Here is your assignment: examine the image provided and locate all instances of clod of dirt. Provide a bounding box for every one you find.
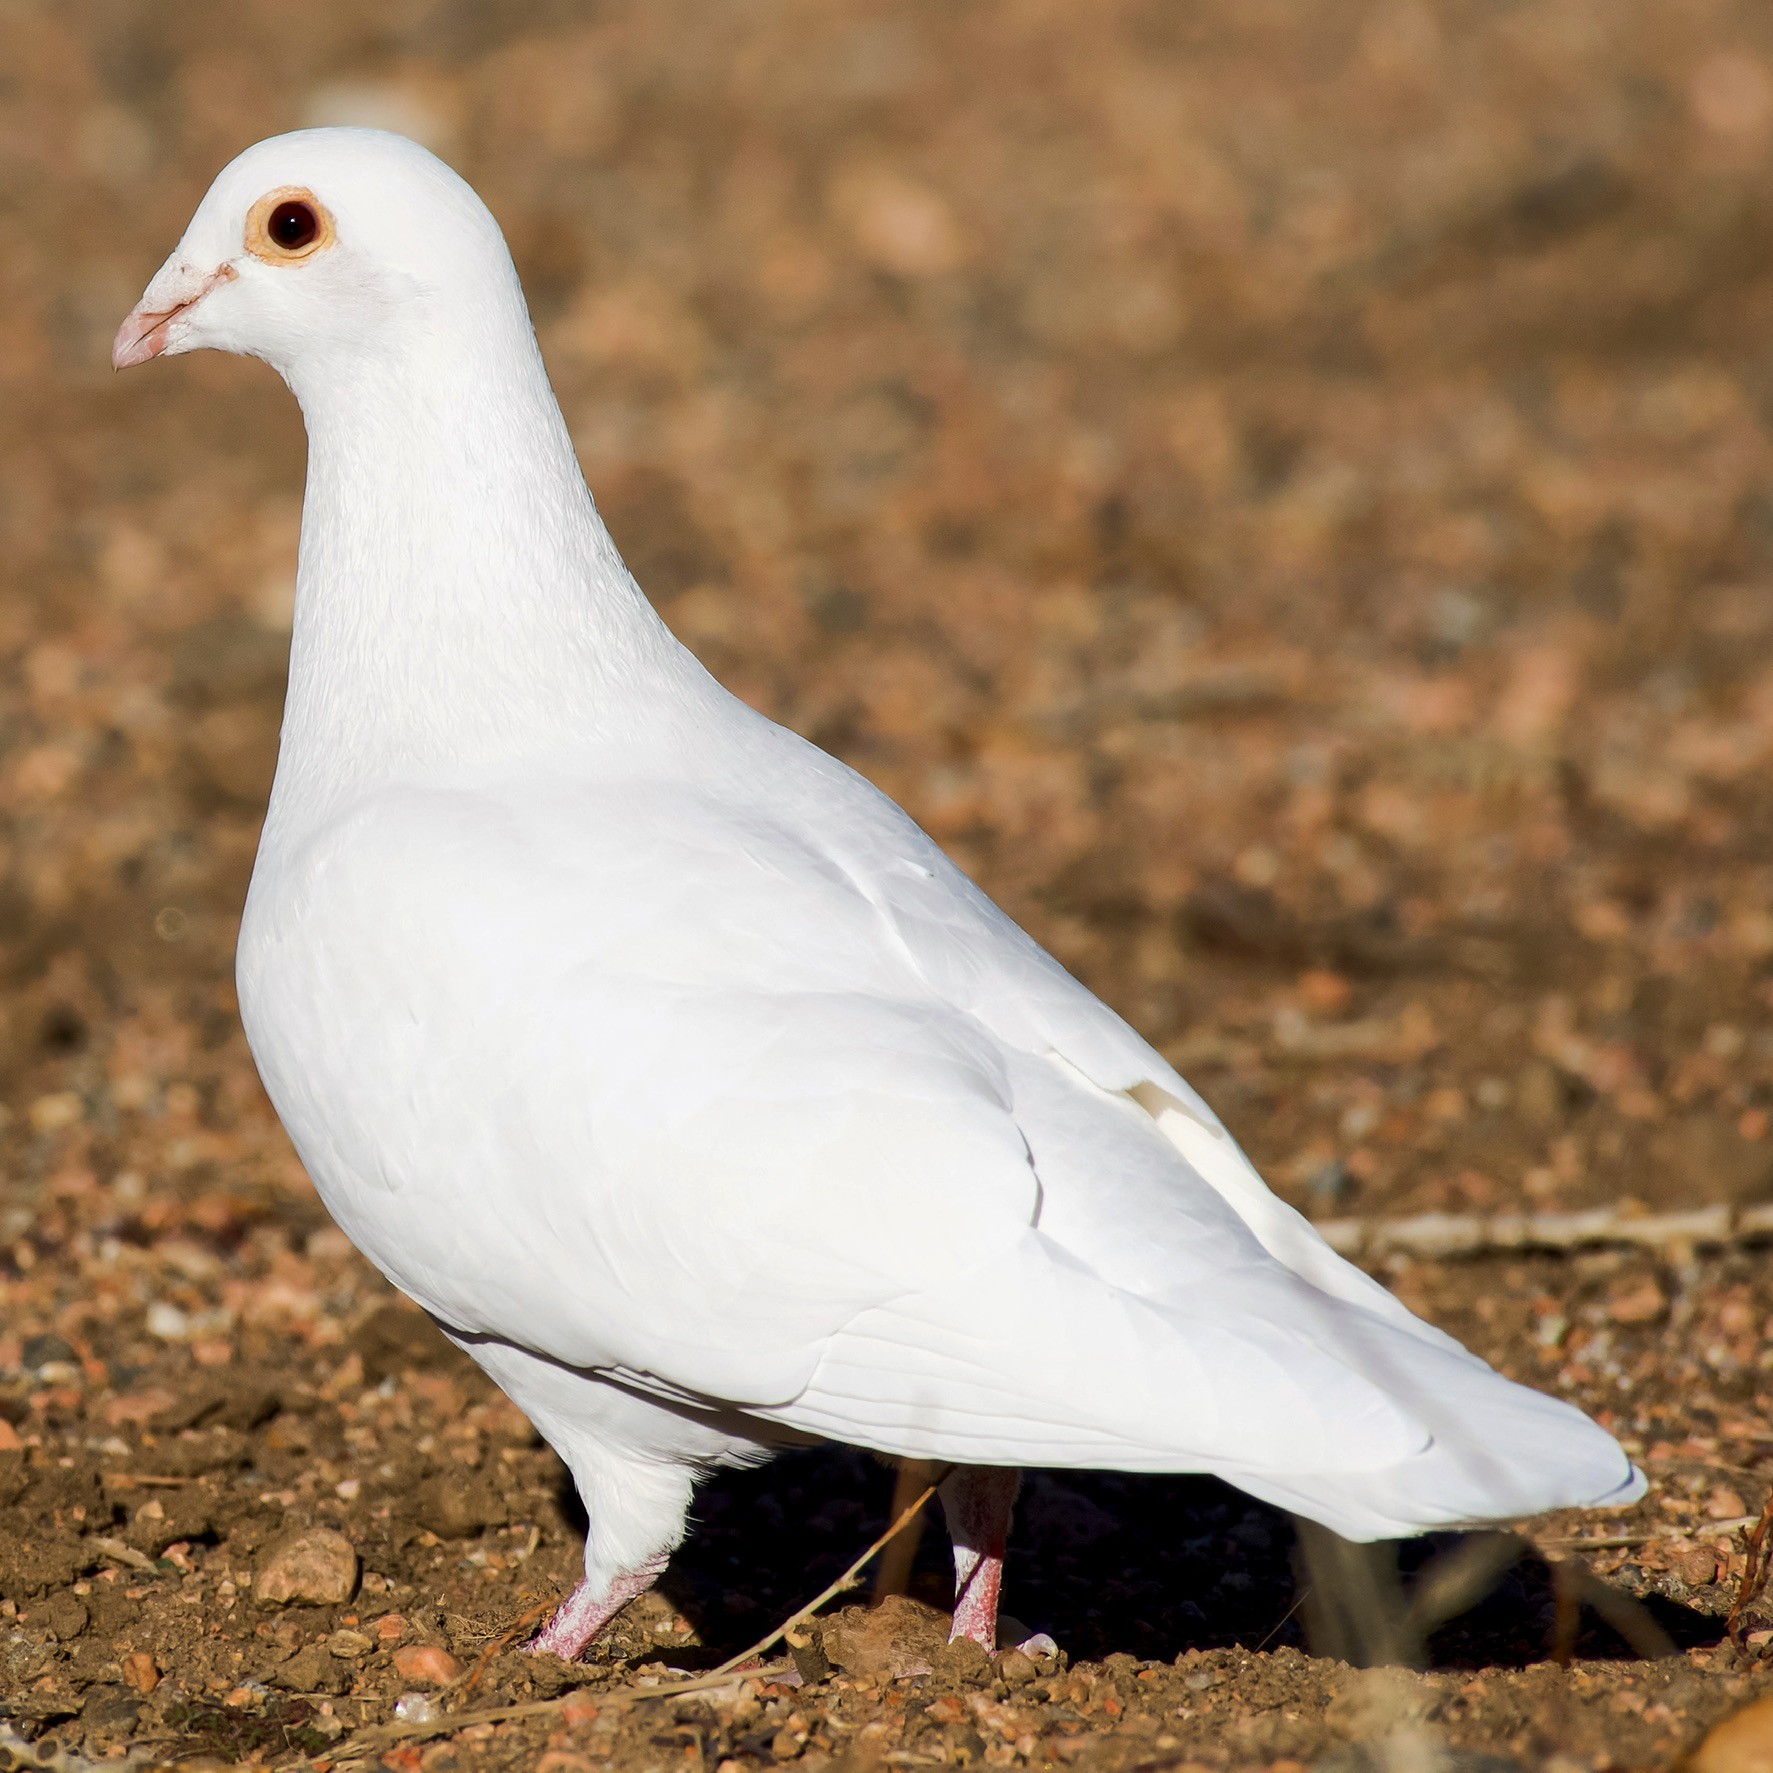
[79,1684,142,1744]
[1694,1697,1773,1773]
[0,1527,88,1598]
[268,1643,352,1696]
[0,1452,25,1507]
[149,1371,281,1433]
[414,1469,507,1539]
[939,1634,995,1685]
[392,1644,463,1686]
[18,1460,104,1521]
[36,1591,87,1642]
[820,1595,951,1681]
[144,1427,251,1477]
[125,1490,214,1554]
[253,1525,359,1606]
[354,1301,458,1382]
[786,1622,830,1684]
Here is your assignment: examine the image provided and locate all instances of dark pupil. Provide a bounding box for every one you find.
[269,201,317,250]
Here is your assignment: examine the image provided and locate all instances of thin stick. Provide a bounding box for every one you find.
[1537,1534,1655,1551]
[1316,1202,1773,1262]
[327,1664,798,1766]
[1728,1492,1773,1643]
[458,1592,561,1697]
[707,1468,951,1679]
[317,1480,950,1768]
[1255,1584,1309,1654]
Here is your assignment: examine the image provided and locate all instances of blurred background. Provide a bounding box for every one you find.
[9,0,1773,1234]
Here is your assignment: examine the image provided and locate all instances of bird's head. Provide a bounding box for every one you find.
[113,128,523,381]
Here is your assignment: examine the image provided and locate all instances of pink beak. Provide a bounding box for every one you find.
[111,264,236,370]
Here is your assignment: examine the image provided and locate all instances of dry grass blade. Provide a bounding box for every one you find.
[707,1467,951,1678]
[85,1534,163,1574]
[323,1662,798,1767]
[1316,1203,1773,1260]
[456,1592,562,1696]
[311,1477,949,1768]
[1728,1491,1773,1643]
[1537,1534,1655,1551]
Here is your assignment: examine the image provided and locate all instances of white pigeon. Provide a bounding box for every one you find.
[115,130,1644,1659]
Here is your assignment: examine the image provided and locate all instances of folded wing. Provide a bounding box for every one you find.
[248,764,1640,1534]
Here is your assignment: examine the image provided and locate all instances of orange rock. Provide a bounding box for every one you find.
[1296,969,1353,1015]
[1607,1277,1667,1325]
[121,1651,159,1693]
[558,1693,601,1727]
[103,1388,177,1427]
[392,1644,462,1686]
[1675,1546,1720,1586]
[1694,1697,1773,1773]
[374,1612,410,1643]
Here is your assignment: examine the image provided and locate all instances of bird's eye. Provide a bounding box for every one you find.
[246,188,333,263]
[268,201,318,251]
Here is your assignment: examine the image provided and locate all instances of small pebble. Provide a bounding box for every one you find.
[1676,1546,1721,1586]
[1608,1278,1667,1325]
[392,1644,463,1686]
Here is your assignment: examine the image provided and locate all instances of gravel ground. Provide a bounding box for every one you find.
[5,0,1773,1766]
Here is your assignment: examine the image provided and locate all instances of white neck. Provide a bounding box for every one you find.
[267,296,685,824]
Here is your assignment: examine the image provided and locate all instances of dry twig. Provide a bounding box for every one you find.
[319,1473,949,1768]
[707,1467,950,1677]
[326,1664,796,1767]
[456,1592,561,1696]
[1728,1491,1773,1643]
[1316,1203,1773,1262]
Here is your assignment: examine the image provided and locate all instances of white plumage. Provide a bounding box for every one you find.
[116,128,1643,1655]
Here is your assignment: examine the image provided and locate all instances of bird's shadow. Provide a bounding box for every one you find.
[625,1448,1719,1669]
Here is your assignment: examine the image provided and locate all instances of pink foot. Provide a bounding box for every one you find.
[940,1466,1021,1650]
[530,1555,667,1662]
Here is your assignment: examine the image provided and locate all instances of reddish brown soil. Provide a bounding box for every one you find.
[5,0,1773,1767]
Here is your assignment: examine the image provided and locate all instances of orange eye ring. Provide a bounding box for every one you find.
[246,187,335,264]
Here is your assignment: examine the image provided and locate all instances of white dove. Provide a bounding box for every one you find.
[115,130,1643,1660]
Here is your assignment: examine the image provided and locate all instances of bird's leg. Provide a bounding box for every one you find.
[940,1465,1022,1650]
[530,1552,668,1662]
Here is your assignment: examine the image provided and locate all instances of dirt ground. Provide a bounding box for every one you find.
[6,0,1773,1766]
